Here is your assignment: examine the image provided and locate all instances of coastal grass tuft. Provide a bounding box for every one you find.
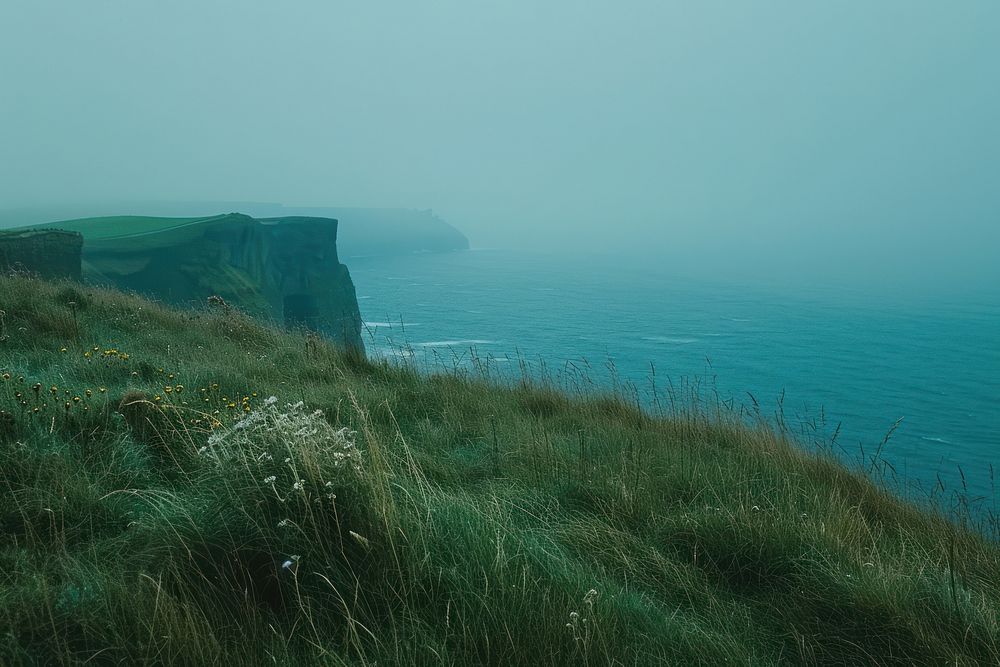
[1,273,999,665]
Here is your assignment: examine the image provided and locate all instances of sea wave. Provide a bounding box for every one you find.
[363,321,421,328]
[415,339,498,348]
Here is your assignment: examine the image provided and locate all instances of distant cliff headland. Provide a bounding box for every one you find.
[0,202,470,258]
[2,214,365,350]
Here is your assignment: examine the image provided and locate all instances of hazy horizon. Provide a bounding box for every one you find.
[2,2,998,292]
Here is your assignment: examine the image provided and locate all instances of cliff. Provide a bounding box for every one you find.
[19,214,364,350]
[0,203,471,258]
[0,230,83,280]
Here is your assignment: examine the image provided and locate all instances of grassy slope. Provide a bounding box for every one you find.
[0,275,998,666]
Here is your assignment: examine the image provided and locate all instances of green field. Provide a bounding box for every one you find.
[20,214,251,254]
[22,215,216,239]
[1,274,998,665]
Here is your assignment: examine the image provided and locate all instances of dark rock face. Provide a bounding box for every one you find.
[0,230,83,279]
[82,215,364,350]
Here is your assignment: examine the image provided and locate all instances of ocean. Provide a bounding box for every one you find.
[349,249,1000,504]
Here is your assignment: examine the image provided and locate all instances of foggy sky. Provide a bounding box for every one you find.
[2,2,998,291]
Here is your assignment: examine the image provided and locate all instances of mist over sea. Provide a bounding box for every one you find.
[351,249,1000,503]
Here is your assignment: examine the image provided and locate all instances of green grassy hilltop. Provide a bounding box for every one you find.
[22,214,215,241]
[1,274,998,665]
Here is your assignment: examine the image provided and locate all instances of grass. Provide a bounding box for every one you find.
[1,274,998,665]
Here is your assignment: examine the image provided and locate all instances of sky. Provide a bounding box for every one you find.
[1,1,998,292]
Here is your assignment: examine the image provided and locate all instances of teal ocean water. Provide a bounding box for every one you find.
[349,249,1000,503]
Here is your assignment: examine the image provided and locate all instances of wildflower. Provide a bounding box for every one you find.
[85,389,92,397]
[1,373,10,381]
[60,347,67,353]
[72,396,81,403]
[277,519,291,528]
[174,385,183,393]
[154,395,162,402]
[197,446,207,455]
[84,351,92,358]
[263,475,276,484]
[264,396,278,407]
[98,387,107,393]
[292,480,305,491]
[164,386,172,394]
[50,385,58,395]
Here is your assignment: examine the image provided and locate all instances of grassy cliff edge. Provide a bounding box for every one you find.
[1,275,998,665]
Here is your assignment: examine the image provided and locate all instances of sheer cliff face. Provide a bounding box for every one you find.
[81,214,364,350]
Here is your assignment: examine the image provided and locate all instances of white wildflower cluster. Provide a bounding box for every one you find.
[233,408,266,432]
[330,427,360,470]
[199,396,364,511]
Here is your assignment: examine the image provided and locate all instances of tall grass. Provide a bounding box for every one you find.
[1,273,999,665]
